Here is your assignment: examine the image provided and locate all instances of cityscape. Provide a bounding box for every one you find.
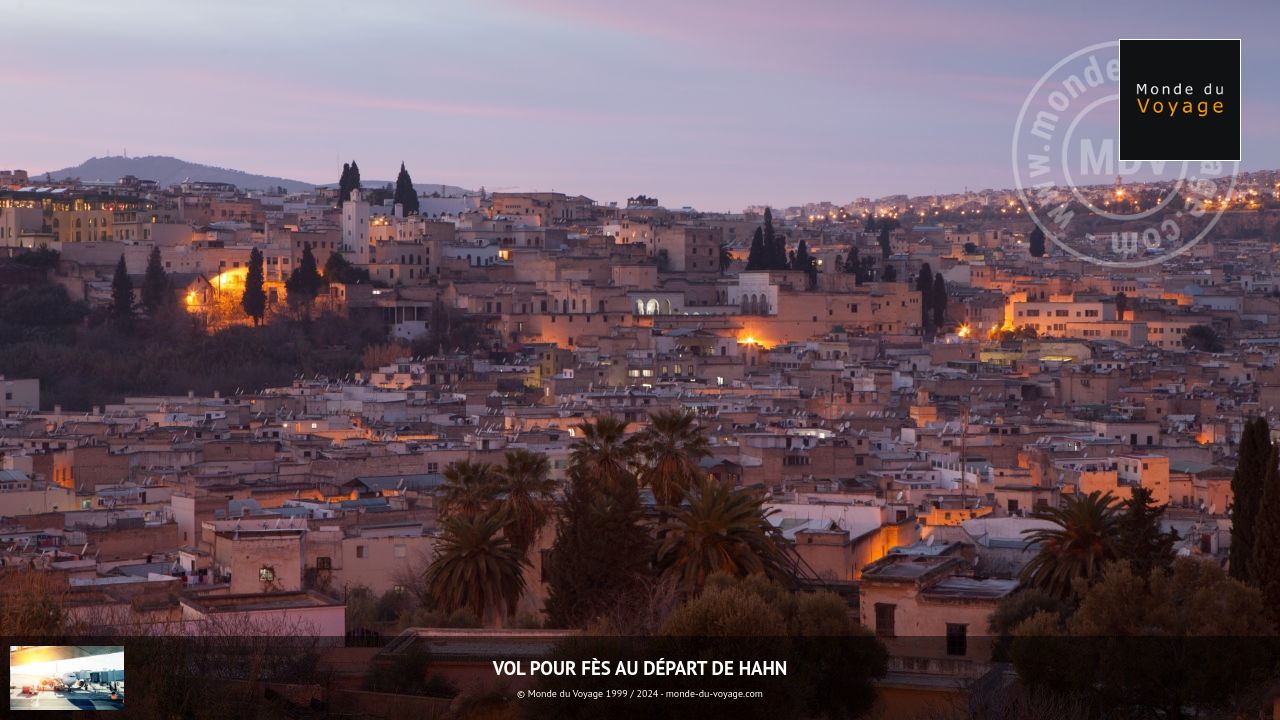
[4,2,1280,719]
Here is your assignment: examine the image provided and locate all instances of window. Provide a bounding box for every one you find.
[946,623,968,656]
[316,556,332,570]
[356,545,366,559]
[874,603,896,638]
[259,566,276,583]
[394,544,406,558]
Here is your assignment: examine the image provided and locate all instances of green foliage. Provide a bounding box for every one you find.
[394,162,420,215]
[878,224,891,259]
[438,460,500,520]
[1010,560,1278,718]
[1029,225,1046,257]
[323,250,371,285]
[656,479,789,594]
[1231,416,1271,582]
[494,448,556,554]
[12,245,60,269]
[744,208,789,271]
[424,510,528,622]
[141,245,170,314]
[931,273,947,328]
[0,309,384,410]
[1183,323,1224,352]
[881,263,897,282]
[544,471,654,629]
[285,242,323,305]
[109,254,133,322]
[963,241,978,254]
[1019,491,1120,599]
[634,409,709,507]
[1252,443,1280,618]
[338,160,362,203]
[241,247,266,325]
[1114,486,1177,578]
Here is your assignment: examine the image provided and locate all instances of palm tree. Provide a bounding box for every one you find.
[1020,490,1121,599]
[568,416,637,496]
[495,448,557,554]
[656,478,789,593]
[636,409,710,507]
[425,510,528,622]
[438,460,498,519]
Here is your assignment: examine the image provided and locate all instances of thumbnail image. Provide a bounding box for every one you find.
[9,646,124,711]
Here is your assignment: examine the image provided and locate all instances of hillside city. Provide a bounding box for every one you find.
[4,161,1280,718]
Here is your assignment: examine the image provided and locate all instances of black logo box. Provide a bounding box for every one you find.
[1119,39,1241,162]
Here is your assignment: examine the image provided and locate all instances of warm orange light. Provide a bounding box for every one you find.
[957,324,972,338]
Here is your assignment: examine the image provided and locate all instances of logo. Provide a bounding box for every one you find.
[1012,41,1240,267]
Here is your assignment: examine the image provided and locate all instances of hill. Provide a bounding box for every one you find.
[42,156,473,196]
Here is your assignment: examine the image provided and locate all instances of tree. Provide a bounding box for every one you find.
[109,254,133,322]
[931,273,948,328]
[963,241,978,254]
[1114,486,1177,578]
[438,460,500,520]
[544,471,653,628]
[881,263,897,282]
[141,246,169,314]
[567,416,637,496]
[916,263,934,330]
[1114,291,1128,318]
[745,227,766,271]
[495,449,557,555]
[323,250,371,285]
[1019,491,1120,599]
[1029,225,1046,257]
[393,162,420,215]
[1252,443,1280,617]
[718,243,733,273]
[763,207,786,270]
[878,225,891,259]
[1011,560,1276,719]
[338,160,362,203]
[634,409,709,508]
[1183,324,1224,352]
[285,242,323,306]
[1231,416,1271,582]
[424,510,528,622]
[241,247,266,326]
[656,478,790,594]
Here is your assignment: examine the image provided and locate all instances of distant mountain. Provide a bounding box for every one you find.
[43,155,316,193]
[42,155,473,197]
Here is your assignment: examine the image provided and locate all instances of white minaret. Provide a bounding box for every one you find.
[342,188,372,265]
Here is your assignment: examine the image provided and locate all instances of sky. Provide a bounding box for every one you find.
[3,0,1277,211]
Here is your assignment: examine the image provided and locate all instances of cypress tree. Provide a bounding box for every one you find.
[917,263,934,330]
[1231,417,1272,582]
[242,247,266,326]
[109,254,133,322]
[338,162,352,203]
[882,263,898,282]
[285,242,323,306]
[544,475,653,628]
[878,225,891,259]
[932,274,948,327]
[1254,444,1280,616]
[141,245,169,314]
[1029,226,1046,257]
[746,227,765,271]
[349,160,361,195]
[763,208,784,270]
[393,162,420,215]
